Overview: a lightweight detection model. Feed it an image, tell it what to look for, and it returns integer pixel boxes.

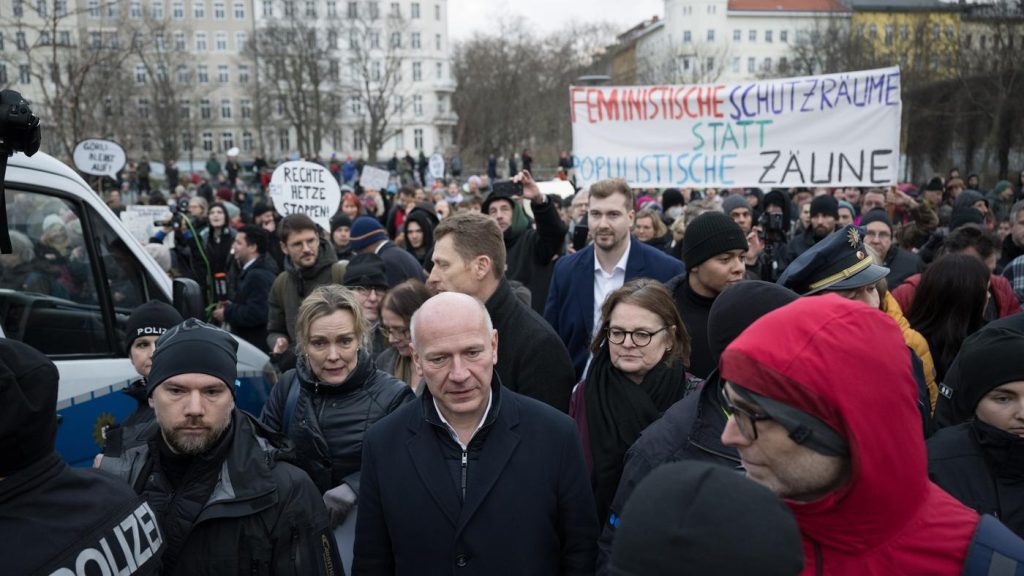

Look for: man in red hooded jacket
[719,295,1024,575]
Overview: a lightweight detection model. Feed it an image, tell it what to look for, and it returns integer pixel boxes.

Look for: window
[412,61,421,81]
[706,29,714,42]
[731,57,740,72]
[13,0,24,17]
[683,30,691,43]
[213,0,223,18]
[39,31,51,45]
[733,29,740,42]
[933,24,940,40]
[19,64,29,84]
[393,94,402,113]
[181,131,192,152]
[413,94,422,115]
[411,32,420,48]
[137,98,150,118]
[414,128,423,150]
[748,30,757,42]
[242,131,253,152]
[350,97,362,115]
[58,30,70,45]
[217,64,228,82]
[129,0,141,18]
[176,64,189,83]
[304,0,314,16]
[368,0,377,18]
[233,0,243,18]
[389,1,398,15]
[16,32,26,50]
[706,57,714,72]
[283,0,293,15]
[197,64,208,83]
[435,61,442,79]
[964,33,972,48]
[174,31,185,50]
[435,33,441,50]
[238,63,249,83]
[220,99,231,119]
[56,0,67,15]
[200,98,211,118]
[780,30,788,43]
[747,57,755,73]
[235,31,247,50]
[261,0,271,16]
[349,30,358,49]
[152,0,164,18]
[195,31,207,51]
[90,31,101,48]
[326,0,336,16]
[0,33,4,51]
[108,32,120,48]
[172,0,183,18]
[193,1,204,18]
[369,31,379,48]
[763,57,772,72]
[352,128,363,151]
[765,30,773,43]
[279,128,290,152]
[215,32,226,51]
[946,25,954,41]
[371,60,381,80]
[885,24,893,45]
[0,65,6,84]
[240,99,251,119]
[434,2,439,19]
[900,25,909,41]
[391,32,401,48]
[411,1,418,18]
[87,0,98,17]
[779,57,788,72]
[868,24,877,39]
[202,131,213,152]
[347,1,356,17]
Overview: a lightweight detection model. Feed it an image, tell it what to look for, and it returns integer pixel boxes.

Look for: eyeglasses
[379,324,410,339]
[720,383,772,441]
[354,286,387,297]
[606,326,668,347]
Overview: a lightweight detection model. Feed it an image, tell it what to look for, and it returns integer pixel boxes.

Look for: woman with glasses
[260,284,413,562]
[377,279,433,393]
[569,278,692,522]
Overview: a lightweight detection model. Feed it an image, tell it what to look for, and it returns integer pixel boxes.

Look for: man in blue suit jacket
[544,179,685,377]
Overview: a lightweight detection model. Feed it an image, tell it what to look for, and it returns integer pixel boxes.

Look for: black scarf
[973,419,1024,479]
[585,344,687,521]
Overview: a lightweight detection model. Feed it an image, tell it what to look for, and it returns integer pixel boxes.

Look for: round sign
[428,154,445,179]
[72,139,127,178]
[268,161,341,231]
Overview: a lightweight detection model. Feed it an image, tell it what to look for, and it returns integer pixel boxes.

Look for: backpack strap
[281,372,301,436]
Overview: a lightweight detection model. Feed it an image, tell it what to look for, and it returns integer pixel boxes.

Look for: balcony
[432,111,457,126]
[433,78,457,93]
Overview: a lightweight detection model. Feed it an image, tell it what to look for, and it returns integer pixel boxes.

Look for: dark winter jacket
[486,279,576,412]
[353,380,598,575]
[503,195,567,315]
[1,452,163,576]
[200,226,236,277]
[667,273,717,380]
[266,238,347,349]
[783,229,818,268]
[883,245,924,290]
[929,421,1024,538]
[261,351,413,494]
[999,234,1024,274]
[99,411,342,576]
[225,253,277,353]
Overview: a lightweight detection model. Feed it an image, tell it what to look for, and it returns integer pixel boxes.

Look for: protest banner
[268,161,341,231]
[72,139,127,179]
[428,154,445,179]
[570,67,902,189]
[121,205,172,245]
[360,165,391,191]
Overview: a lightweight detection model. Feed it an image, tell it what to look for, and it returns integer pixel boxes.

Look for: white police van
[0,151,273,466]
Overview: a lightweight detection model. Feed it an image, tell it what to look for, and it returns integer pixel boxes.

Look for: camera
[0,89,42,254]
[491,179,523,197]
[758,211,787,244]
[154,198,192,229]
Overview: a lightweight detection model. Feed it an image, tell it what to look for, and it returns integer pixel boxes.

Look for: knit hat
[343,253,388,289]
[721,195,751,216]
[349,216,388,251]
[330,213,353,234]
[708,281,799,367]
[925,177,944,192]
[949,207,984,231]
[837,200,856,218]
[859,208,893,232]
[810,195,839,219]
[661,189,684,212]
[608,461,804,576]
[681,212,749,269]
[147,318,238,396]
[0,339,61,475]
[124,300,183,353]
[951,328,1024,420]
[954,190,988,211]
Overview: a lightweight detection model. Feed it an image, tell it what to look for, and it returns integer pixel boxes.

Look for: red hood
[721,295,977,569]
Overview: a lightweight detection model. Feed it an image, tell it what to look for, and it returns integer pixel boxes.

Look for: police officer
[0,339,163,575]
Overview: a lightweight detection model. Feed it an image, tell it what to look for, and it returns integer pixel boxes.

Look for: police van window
[0,190,109,354]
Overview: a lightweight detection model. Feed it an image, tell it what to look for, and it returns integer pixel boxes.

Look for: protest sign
[360,165,390,191]
[72,139,127,179]
[570,67,902,189]
[268,161,341,230]
[121,205,172,245]
[429,154,445,179]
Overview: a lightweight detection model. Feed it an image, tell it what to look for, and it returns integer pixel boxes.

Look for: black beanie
[952,327,1024,419]
[681,211,749,269]
[609,461,803,576]
[950,207,985,231]
[343,253,389,289]
[661,189,684,212]
[147,318,238,396]
[330,213,353,233]
[124,300,184,353]
[810,195,839,219]
[859,208,893,232]
[0,339,60,475]
[708,281,798,365]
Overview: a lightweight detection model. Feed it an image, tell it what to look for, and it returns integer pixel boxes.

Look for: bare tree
[636,39,733,85]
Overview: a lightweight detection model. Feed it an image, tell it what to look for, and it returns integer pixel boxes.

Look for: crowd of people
[7,152,1024,575]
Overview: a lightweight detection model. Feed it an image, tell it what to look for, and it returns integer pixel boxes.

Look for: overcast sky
[448,0,664,41]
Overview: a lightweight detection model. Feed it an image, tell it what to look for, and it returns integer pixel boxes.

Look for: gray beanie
[722,195,751,216]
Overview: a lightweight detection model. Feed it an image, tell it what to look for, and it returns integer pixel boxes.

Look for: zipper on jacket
[460,450,468,500]
[687,439,741,465]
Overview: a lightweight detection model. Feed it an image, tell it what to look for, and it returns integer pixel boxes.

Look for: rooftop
[728,0,851,12]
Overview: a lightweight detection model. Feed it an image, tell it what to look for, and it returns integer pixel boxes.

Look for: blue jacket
[544,239,685,377]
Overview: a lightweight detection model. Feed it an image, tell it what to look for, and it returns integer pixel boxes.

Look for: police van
[0,151,273,467]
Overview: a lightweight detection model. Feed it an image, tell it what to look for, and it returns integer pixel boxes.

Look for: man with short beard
[99,320,341,576]
[784,195,838,267]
